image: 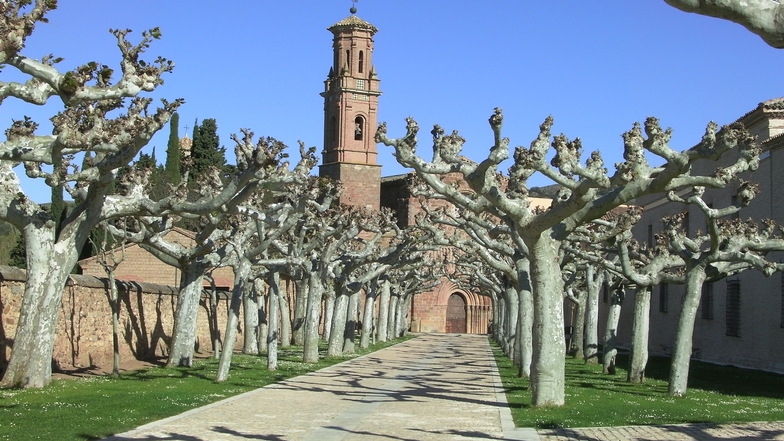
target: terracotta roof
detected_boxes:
[328,15,378,34]
[737,97,784,123]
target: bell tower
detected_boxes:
[319,8,382,210]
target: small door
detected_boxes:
[446,293,467,333]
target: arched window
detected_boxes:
[358,51,364,74]
[354,116,364,141]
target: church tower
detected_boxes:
[319,9,382,210]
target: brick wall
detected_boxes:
[0,265,236,375]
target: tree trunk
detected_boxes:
[256,280,268,354]
[267,272,280,371]
[504,286,519,360]
[602,287,625,375]
[167,261,206,367]
[107,272,121,377]
[527,232,566,407]
[323,290,336,343]
[387,294,399,341]
[517,264,534,378]
[278,282,292,348]
[216,261,251,382]
[208,283,221,359]
[569,296,586,360]
[1,225,71,388]
[628,286,651,384]
[584,266,601,365]
[243,282,260,355]
[360,282,377,349]
[668,268,707,397]
[327,293,349,356]
[376,279,391,343]
[303,270,324,363]
[292,279,307,346]
[343,290,360,354]
[494,294,506,343]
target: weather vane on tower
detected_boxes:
[350,0,358,14]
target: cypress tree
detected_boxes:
[165,112,181,184]
[190,118,226,179]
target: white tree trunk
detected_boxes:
[584,266,601,365]
[303,271,324,363]
[267,272,280,371]
[569,296,586,359]
[343,290,360,354]
[668,268,707,397]
[292,279,307,346]
[243,283,260,355]
[216,261,251,382]
[167,262,206,367]
[360,283,377,349]
[376,280,391,343]
[323,290,336,343]
[504,286,519,360]
[602,287,625,374]
[517,267,534,378]
[387,294,399,341]
[278,283,292,348]
[327,293,349,356]
[527,233,566,407]
[1,224,70,388]
[628,286,651,383]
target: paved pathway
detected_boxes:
[103,334,784,441]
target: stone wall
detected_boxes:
[0,265,235,375]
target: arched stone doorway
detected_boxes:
[445,293,467,333]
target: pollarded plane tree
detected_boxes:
[377,108,760,406]
[327,209,433,356]
[270,200,366,363]
[563,211,644,373]
[104,135,317,369]
[0,1,183,388]
[664,0,784,48]
[422,203,534,377]
[213,178,332,381]
[659,183,784,397]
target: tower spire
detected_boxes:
[350,0,358,14]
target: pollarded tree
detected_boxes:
[660,183,784,396]
[665,0,784,48]
[0,1,182,388]
[377,109,760,406]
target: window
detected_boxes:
[659,283,669,313]
[726,279,741,337]
[356,79,365,90]
[358,50,364,73]
[701,282,714,320]
[354,116,365,141]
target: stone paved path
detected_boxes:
[102,333,784,441]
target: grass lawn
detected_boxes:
[0,337,413,441]
[492,341,784,429]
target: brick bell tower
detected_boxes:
[319,8,382,210]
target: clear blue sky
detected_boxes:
[7,1,784,201]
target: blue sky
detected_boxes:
[7,1,784,201]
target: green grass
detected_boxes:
[492,340,784,429]
[0,336,414,441]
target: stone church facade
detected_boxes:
[319,13,492,334]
